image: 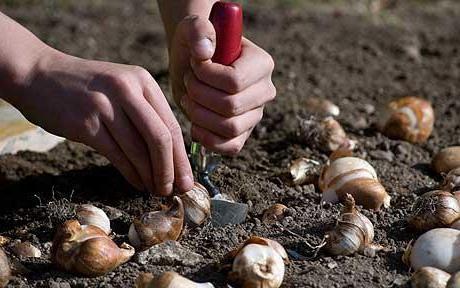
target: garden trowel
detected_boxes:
[190,2,248,227]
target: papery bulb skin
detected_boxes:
[407,228,460,273]
[408,190,460,231]
[76,204,111,235]
[128,196,184,250]
[319,157,390,210]
[262,204,288,224]
[324,194,383,257]
[0,249,10,288]
[230,244,285,288]
[305,97,340,117]
[377,96,434,143]
[289,158,320,186]
[433,147,460,174]
[11,241,41,258]
[180,183,211,226]
[142,271,215,288]
[441,167,460,193]
[411,266,450,288]
[298,117,356,153]
[447,271,460,288]
[51,220,134,277]
[226,236,288,288]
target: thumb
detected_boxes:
[175,15,216,61]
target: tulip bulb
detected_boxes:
[11,241,41,258]
[180,183,211,226]
[228,236,287,288]
[76,204,111,235]
[136,271,214,288]
[404,228,460,273]
[298,116,356,153]
[447,271,460,288]
[324,194,383,257]
[411,266,450,288]
[305,97,340,117]
[432,147,460,174]
[51,220,134,277]
[408,190,460,231]
[262,204,288,224]
[440,168,460,193]
[377,96,434,143]
[289,158,320,186]
[319,156,390,210]
[0,249,10,288]
[129,196,184,250]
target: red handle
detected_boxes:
[209,2,243,66]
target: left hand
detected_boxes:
[169,15,276,155]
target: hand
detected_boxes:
[169,16,276,155]
[15,50,194,196]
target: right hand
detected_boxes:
[13,49,194,196]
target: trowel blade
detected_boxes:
[210,198,248,227]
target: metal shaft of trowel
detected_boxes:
[191,1,243,196]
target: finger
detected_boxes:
[174,15,216,61]
[140,73,194,193]
[190,38,275,94]
[184,71,276,117]
[182,94,263,139]
[118,86,175,196]
[101,103,155,194]
[191,124,252,155]
[88,122,143,190]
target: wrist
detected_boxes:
[1,45,59,107]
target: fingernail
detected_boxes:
[194,38,214,59]
[178,175,194,191]
[159,183,174,196]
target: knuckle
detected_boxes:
[105,72,133,93]
[153,129,172,148]
[167,122,183,138]
[133,66,152,82]
[226,98,243,116]
[224,120,243,138]
[227,141,244,155]
[81,113,101,138]
[91,92,110,110]
[226,70,246,94]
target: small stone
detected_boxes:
[210,199,248,227]
[133,240,204,266]
[369,150,394,162]
[392,275,407,286]
[48,280,71,288]
[363,103,376,114]
[0,236,10,247]
[102,206,124,220]
[303,184,316,194]
[395,143,410,156]
[327,261,338,269]
[11,241,41,258]
[351,117,368,130]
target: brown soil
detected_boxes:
[1,0,460,287]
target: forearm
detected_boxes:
[0,11,52,105]
[157,0,218,49]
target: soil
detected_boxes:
[1,0,460,287]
